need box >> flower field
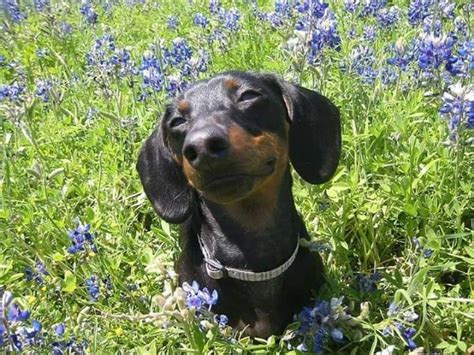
[0,0,473,353]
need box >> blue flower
[363,25,377,42]
[222,8,241,31]
[331,328,344,342]
[80,2,98,24]
[0,82,26,102]
[440,83,474,141]
[423,248,434,258]
[35,79,53,103]
[55,323,65,336]
[8,304,31,322]
[356,271,381,293]
[167,15,179,30]
[34,0,49,12]
[2,0,26,23]
[408,0,433,25]
[67,222,97,254]
[214,314,228,327]
[86,275,100,301]
[376,6,400,28]
[359,0,387,17]
[387,301,400,316]
[193,13,209,28]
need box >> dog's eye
[169,116,186,128]
[238,90,261,102]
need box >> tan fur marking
[177,100,190,113]
[225,78,240,90]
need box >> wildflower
[0,82,26,102]
[355,271,381,293]
[294,297,353,353]
[2,0,26,23]
[214,314,228,328]
[163,38,193,66]
[344,0,358,13]
[376,6,400,28]
[55,323,65,336]
[360,0,387,17]
[363,25,377,42]
[209,0,221,15]
[417,33,455,77]
[35,79,53,103]
[8,304,31,322]
[408,0,433,25]
[387,301,400,316]
[166,15,179,30]
[423,248,434,257]
[34,0,49,12]
[440,82,474,141]
[67,222,97,254]
[396,323,417,350]
[80,2,98,24]
[193,13,209,28]
[86,275,100,301]
[347,45,377,83]
[24,261,49,284]
[222,8,241,32]
[376,345,396,355]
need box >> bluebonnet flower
[417,33,455,76]
[386,38,416,71]
[25,261,49,284]
[347,45,377,83]
[35,79,53,103]
[380,67,399,85]
[59,22,73,36]
[67,222,97,254]
[2,0,26,23]
[440,83,474,141]
[193,13,209,28]
[408,0,433,25]
[80,2,98,24]
[164,38,193,66]
[344,0,358,13]
[0,82,26,102]
[55,324,65,336]
[454,17,468,37]
[360,0,387,17]
[423,248,434,258]
[376,6,400,28]
[387,301,400,316]
[355,271,381,292]
[222,8,241,31]
[34,0,49,11]
[214,314,228,328]
[140,49,164,94]
[167,15,179,30]
[403,310,419,322]
[395,323,417,350]
[208,28,227,48]
[86,34,136,81]
[86,275,100,301]
[209,0,222,15]
[446,40,474,78]
[8,303,31,322]
[422,16,442,35]
[306,11,341,64]
[363,25,377,42]
[294,297,353,353]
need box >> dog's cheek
[182,159,200,188]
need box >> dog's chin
[198,174,261,204]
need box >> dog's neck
[195,170,301,271]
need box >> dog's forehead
[177,74,265,113]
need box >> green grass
[0,0,473,353]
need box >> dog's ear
[278,79,341,184]
[137,114,194,224]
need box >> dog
[137,71,341,337]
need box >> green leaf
[62,270,77,293]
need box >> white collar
[197,234,300,282]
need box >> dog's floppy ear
[279,80,341,184]
[137,114,194,224]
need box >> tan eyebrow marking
[225,78,240,90]
[177,100,190,113]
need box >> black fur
[137,71,341,337]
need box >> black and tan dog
[137,71,341,337]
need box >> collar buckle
[204,258,228,280]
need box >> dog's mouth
[196,158,277,202]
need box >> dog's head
[137,71,341,223]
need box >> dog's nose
[183,129,230,169]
